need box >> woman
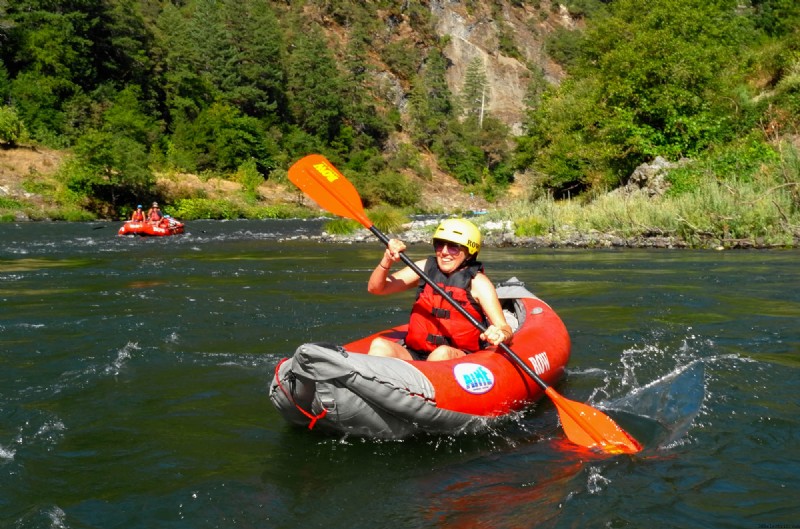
[367,218,513,362]
[147,202,162,223]
[130,205,145,222]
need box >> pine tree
[221,0,286,122]
[286,24,345,143]
[461,57,489,127]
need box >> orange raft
[118,218,184,237]
[269,279,571,439]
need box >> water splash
[47,506,67,529]
[584,330,715,450]
[0,444,15,461]
[103,341,138,376]
[586,465,611,494]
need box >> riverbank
[2,146,799,249]
[290,217,794,250]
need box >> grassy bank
[2,146,799,249]
[490,176,799,249]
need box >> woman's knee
[369,337,409,359]
[368,338,392,356]
[427,345,466,362]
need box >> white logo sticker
[453,363,495,395]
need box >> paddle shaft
[370,225,549,391]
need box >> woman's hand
[381,239,406,269]
[481,324,512,346]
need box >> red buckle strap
[273,358,328,430]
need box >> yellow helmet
[433,218,481,256]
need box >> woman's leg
[368,337,414,360]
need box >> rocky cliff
[431,1,570,134]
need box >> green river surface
[1,219,798,528]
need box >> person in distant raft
[147,202,162,223]
[367,218,513,361]
[130,205,145,222]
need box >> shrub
[233,158,264,198]
[0,105,28,145]
[0,196,23,209]
[172,198,242,220]
[370,170,421,208]
[666,166,705,197]
[323,218,361,235]
[514,216,549,237]
[367,206,409,234]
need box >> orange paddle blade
[288,154,372,228]
[546,388,642,454]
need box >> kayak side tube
[270,343,491,438]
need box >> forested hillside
[1,0,799,247]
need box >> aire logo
[453,363,495,395]
[313,162,339,183]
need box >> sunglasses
[433,239,467,256]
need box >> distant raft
[118,218,184,237]
[269,279,571,439]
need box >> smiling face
[433,239,468,274]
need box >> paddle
[288,153,642,455]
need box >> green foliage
[0,196,23,209]
[9,72,72,143]
[102,85,161,147]
[323,218,361,235]
[1,0,149,145]
[706,136,780,181]
[0,61,9,100]
[22,177,56,196]
[545,27,584,70]
[408,49,454,148]
[171,198,241,220]
[461,58,489,122]
[233,158,264,198]
[366,171,421,208]
[366,206,409,234]
[170,102,272,173]
[66,129,153,208]
[381,39,421,81]
[520,0,757,195]
[0,0,798,244]
[51,208,96,222]
[286,25,345,142]
[0,105,28,145]
[387,143,428,179]
[514,216,549,237]
[672,175,794,246]
[562,0,608,18]
[496,21,522,61]
[665,166,704,197]
[751,0,800,37]
[668,136,780,196]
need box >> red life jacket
[405,257,487,353]
[131,210,145,222]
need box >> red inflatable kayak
[118,218,184,236]
[269,279,570,438]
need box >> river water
[1,220,798,529]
